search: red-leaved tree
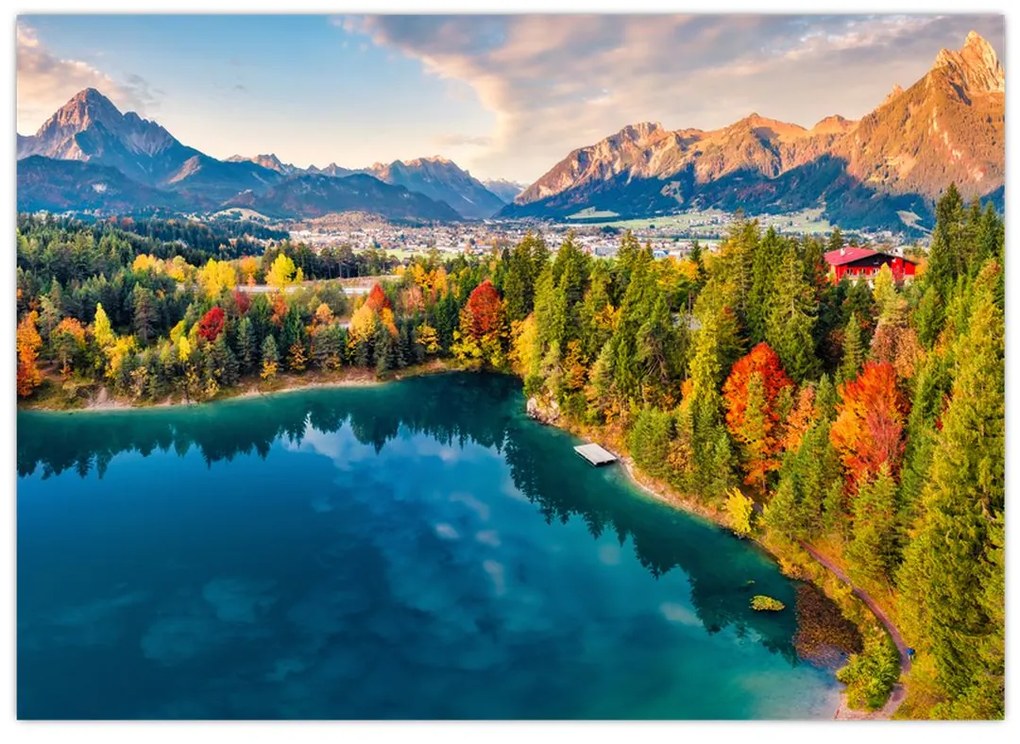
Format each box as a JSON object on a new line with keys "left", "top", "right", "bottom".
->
{"left": 233, "top": 289, "right": 251, "bottom": 316}
{"left": 198, "top": 306, "right": 226, "bottom": 342}
{"left": 829, "top": 361, "right": 909, "bottom": 489}
{"left": 366, "top": 283, "right": 392, "bottom": 313}
{"left": 463, "top": 279, "right": 504, "bottom": 341}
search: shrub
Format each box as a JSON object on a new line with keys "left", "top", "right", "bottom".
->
{"left": 751, "top": 595, "right": 786, "bottom": 611}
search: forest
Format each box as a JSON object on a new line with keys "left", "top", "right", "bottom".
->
{"left": 15, "top": 184, "right": 1004, "bottom": 719}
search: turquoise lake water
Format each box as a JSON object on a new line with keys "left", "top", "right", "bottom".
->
{"left": 17, "top": 373, "right": 842, "bottom": 719}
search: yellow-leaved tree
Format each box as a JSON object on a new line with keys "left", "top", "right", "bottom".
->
{"left": 266, "top": 253, "right": 303, "bottom": 292}
{"left": 197, "top": 259, "right": 238, "bottom": 300}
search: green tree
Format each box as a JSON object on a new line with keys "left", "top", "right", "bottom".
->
{"left": 925, "top": 183, "right": 965, "bottom": 294}
{"left": 765, "top": 247, "right": 819, "bottom": 381}
{"left": 132, "top": 286, "right": 157, "bottom": 345}
{"left": 838, "top": 312, "right": 864, "bottom": 384}
{"left": 235, "top": 315, "right": 257, "bottom": 374}
{"left": 846, "top": 465, "right": 899, "bottom": 582}
{"left": 746, "top": 227, "right": 784, "bottom": 344}
{"left": 897, "top": 261, "right": 1004, "bottom": 715}
{"left": 260, "top": 335, "right": 279, "bottom": 380}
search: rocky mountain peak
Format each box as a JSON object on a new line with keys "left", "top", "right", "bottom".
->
{"left": 39, "top": 87, "right": 122, "bottom": 136}
{"left": 934, "top": 30, "right": 1004, "bottom": 94}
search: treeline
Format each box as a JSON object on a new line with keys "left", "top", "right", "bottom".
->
{"left": 14, "top": 185, "right": 1003, "bottom": 717}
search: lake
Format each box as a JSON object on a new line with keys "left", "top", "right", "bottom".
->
{"left": 17, "top": 372, "right": 843, "bottom": 719}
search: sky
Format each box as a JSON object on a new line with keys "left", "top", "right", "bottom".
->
{"left": 16, "top": 13, "right": 1005, "bottom": 183}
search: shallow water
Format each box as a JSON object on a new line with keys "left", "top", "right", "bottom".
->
{"left": 18, "top": 373, "right": 841, "bottom": 719}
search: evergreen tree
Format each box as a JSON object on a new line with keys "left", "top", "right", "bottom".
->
{"left": 925, "top": 183, "right": 965, "bottom": 294}
{"left": 746, "top": 227, "right": 784, "bottom": 344}
{"left": 235, "top": 315, "right": 257, "bottom": 374}
{"left": 260, "top": 335, "right": 279, "bottom": 380}
{"left": 373, "top": 324, "right": 398, "bottom": 374}
{"left": 846, "top": 466, "right": 899, "bottom": 582}
{"left": 503, "top": 232, "right": 547, "bottom": 323}
{"left": 897, "top": 261, "right": 1004, "bottom": 715}
{"left": 837, "top": 312, "right": 864, "bottom": 383}
{"left": 914, "top": 284, "right": 945, "bottom": 349}
{"left": 827, "top": 227, "right": 844, "bottom": 253}
{"left": 765, "top": 247, "right": 819, "bottom": 381}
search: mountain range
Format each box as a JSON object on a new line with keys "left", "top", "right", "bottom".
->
{"left": 16, "top": 31, "right": 1004, "bottom": 233}
{"left": 501, "top": 31, "right": 1004, "bottom": 232}
{"left": 223, "top": 153, "right": 506, "bottom": 219}
{"left": 17, "top": 91, "right": 506, "bottom": 221}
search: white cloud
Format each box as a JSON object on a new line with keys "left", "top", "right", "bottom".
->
{"left": 17, "top": 22, "right": 157, "bottom": 134}
{"left": 347, "top": 14, "right": 1004, "bottom": 182}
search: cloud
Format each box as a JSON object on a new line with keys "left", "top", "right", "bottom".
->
{"left": 434, "top": 132, "right": 493, "bottom": 148}
{"left": 17, "top": 22, "right": 158, "bottom": 133}
{"left": 345, "top": 13, "right": 1004, "bottom": 182}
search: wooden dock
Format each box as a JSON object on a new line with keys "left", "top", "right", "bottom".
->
{"left": 574, "top": 442, "right": 618, "bottom": 467}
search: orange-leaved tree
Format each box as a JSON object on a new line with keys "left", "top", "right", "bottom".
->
{"left": 722, "top": 342, "right": 794, "bottom": 491}
{"left": 16, "top": 311, "right": 43, "bottom": 397}
{"left": 366, "top": 283, "right": 392, "bottom": 313}
{"left": 829, "top": 361, "right": 908, "bottom": 490}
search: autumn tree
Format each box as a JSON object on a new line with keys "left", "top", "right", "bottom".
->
{"left": 266, "top": 253, "right": 303, "bottom": 292}
{"left": 726, "top": 488, "right": 755, "bottom": 538}
{"left": 722, "top": 342, "right": 794, "bottom": 491}
{"left": 197, "top": 307, "right": 226, "bottom": 343}
{"left": 452, "top": 279, "right": 506, "bottom": 369}
{"left": 197, "top": 259, "right": 238, "bottom": 300}
{"left": 829, "top": 361, "right": 908, "bottom": 489}
{"left": 16, "top": 311, "right": 43, "bottom": 397}
{"left": 869, "top": 300, "right": 923, "bottom": 379}
{"left": 50, "top": 317, "right": 87, "bottom": 376}
{"left": 365, "top": 283, "right": 392, "bottom": 313}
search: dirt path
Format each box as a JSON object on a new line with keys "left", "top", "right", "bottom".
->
{"left": 799, "top": 542, "right": 911, "bottom": 719}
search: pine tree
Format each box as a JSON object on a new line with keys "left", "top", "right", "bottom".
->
{"left": 828, "top": 227, "right": 845, "bottom": 253}
{"left": 837, "top": 312, "right": 864, "bottom": 383}
{"left": 846, "top": 466, "right": 898, "bottom": 582}
{"left": 915, "top": 284, "right": 945, "bottom": 349}
{"left": 897, "top": 261, "right": 1003, "bottom": 715}
{"left": 132, "top": 287, "right": 157, "bottom": 345}
{"left": 235, "top": 315, "right": 257, "bottom": 374}
{"left": 260, "top": 335, "right": 279, "bottom": 380}
{"left": 925, "top": 183, "right": 965, "bottom": 294}
{"left": 747, "top": 227, "right": 783, "bottom": 344}
{"left": 503, "top": 232, "right": 547, "bottom": 323}
{"left": 765, "top": 247, "right": 819, "bottom": 382}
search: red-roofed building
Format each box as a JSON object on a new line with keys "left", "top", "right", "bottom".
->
{"left": 824, "top": 247, "right": 918, "bottom": 283}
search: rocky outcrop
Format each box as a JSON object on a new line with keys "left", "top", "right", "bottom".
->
{"left": 526, "top": 396, "right": 560, "bottom": 425}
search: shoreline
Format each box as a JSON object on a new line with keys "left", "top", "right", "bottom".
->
{"left": 526, "top": 403, "right": 904, "bottom": 721}
{"left": 19, "top": 364, "right": 903, "bottom": 718}
{"left": 615, "top": 453, "right": 899, "bottom": 720}
{"left": 18, "top": 360, "right": 451, "bottom": 414}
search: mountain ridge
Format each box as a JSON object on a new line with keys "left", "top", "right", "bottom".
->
{"left": 503, "top": 31, "right": 1004, "bottom": 232}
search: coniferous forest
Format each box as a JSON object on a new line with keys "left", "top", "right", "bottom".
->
{"left": 15, "top": 184, "right": 1004, "bottom": 718}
